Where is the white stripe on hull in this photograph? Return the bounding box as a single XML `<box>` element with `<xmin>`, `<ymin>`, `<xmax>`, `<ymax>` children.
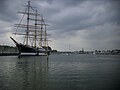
<box><xmin>20</xmin><ymin>52</ymin><xmax>47</xmax><ymax>56</ymax></box>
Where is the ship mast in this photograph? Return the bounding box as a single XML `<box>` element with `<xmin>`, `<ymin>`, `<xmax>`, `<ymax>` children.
<box><xmin>26</xmin><ymin>0</ymin><xmax>30</xmax><ymax>45</ymax></box>
<box><xmin>14</xmin><ymin>1</ymin><xmax>50</xmax><ymax>48</ymax></box>
<box><xmin>44</xmin><ymin>25</ymin><xmax>47</xmax><ymax>47</ymax></box>
<box><xmin>40</xmin><ymin>16</ymin><xmax>43</xmax><ymax>47</ymax></box>
<box><xmin>34</xmin><ymin>9</ymin><xmax>37</xmax><ymax>48</ymax></box>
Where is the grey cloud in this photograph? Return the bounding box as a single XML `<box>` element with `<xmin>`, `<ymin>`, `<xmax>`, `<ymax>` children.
<box><xmin>47</xmin><ymin>0</ymin><xmax>120</xmax><ymax>34</ymax></box>
<box><xmin>0</xmin><ymin>0</ymin><xmax>19</xmax><ymax>22</ymax></box>
<box><xmin>0</xmin><ymin>0</ymin><xmax>120</xmax><ymax>50</ymax></box>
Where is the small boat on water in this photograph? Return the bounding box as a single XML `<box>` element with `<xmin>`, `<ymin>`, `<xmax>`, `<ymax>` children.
<box><xmin>10</xmin><ymin>1</ymin><xmax>51</xmax><ymax>56</ymax></box>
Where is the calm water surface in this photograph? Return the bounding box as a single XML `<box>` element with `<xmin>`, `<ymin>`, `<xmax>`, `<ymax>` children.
<box><xmin>0</xmin><ymin>54</ymin><xmax>120</xmax><ymax>90</ymax></box>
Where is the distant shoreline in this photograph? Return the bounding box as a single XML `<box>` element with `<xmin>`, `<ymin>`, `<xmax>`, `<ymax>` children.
<box><xmin>0</xmin><ymin>45</ymin><xmax>120</xmax><ymax>56</ymax></box>
<box><xmin>0</xmin><ymin>52</ymin><xmax>120</xmax><ymax>56</ymax></box>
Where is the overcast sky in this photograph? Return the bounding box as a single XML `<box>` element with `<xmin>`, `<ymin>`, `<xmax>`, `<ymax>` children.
<box><xmin>0</xmin><ymin>0</ymin><xmax>120</xmax><ymax>51</ymax></box>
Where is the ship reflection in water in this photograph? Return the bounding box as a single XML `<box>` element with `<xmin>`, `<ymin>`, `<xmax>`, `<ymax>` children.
<box><xmin>0</xmin><ymin>56</ymin><xmax>49</xmax><ymax>90</ymax></box>
<box><xmin>17</xmin><ymin>56</ymin><xmax>49</xmax><ymax>90</ymax></box>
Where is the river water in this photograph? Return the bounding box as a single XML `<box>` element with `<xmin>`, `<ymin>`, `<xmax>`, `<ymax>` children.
<box><xmin>0</xmin><ymin>54</ymin><xmax>120</xmax><ymax>90</ymax></box>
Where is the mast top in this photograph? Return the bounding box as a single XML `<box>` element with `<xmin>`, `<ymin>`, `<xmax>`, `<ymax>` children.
<box><xmin>28</xmin><ymin>0</ymin><xmax>30</xmax><ymax>3</ymax></box>
<box><xmin>28</xmin><ymin>0</ymin><xmax>30</xmax><ymax>6</ymax></box>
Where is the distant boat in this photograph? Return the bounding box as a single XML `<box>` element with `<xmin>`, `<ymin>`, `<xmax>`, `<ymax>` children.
<box><xmin>65</xmin><ymin>44</ymin><xmax>71</xmax><ymax>55</ymax></box>
<box><xmin>93</xmin><ymin>52</ymin><xmax>96</xmax><ymax>55</ymax></box>
<box><xmin>65</xmin><ymin>53</ymin><xmax>69</xmax><ymax>55</ymax></box>
<box><xmin>10</xmin><ymin>1</ymin><xmax>51</xmax><ymax>56</ymax></box>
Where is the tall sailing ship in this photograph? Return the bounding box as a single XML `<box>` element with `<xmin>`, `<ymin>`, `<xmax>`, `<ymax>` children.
<box><xmin>10</xmin><ymin>1</ymin><xmax>51</xmax><ymax>56</ymax></box>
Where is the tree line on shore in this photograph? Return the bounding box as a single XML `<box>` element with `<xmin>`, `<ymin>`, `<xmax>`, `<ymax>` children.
<box><xmin>0</xmin><ymin>45</ymin><xmax>18</xmax><ymax>53</ymax></box>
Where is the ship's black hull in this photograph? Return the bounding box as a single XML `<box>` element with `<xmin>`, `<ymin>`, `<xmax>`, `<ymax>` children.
<box><xmin>17</xmin><ymin>44</ymin><xmax>46</xmax><ymax>55</ymax></box>
<box><xmin>10</xmin><ymin>37</ymin><xmax>49</xmax><ymax>56</ymax></box>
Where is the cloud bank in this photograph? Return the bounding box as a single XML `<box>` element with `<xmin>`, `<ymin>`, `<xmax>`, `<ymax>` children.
<box><xmin>0</xmin><ymin>0</ymin><xmax>120</xmax><ymax>51</ymax></box>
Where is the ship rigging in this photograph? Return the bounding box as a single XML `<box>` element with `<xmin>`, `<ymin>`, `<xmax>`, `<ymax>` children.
<box><xmin>10</xmin><ymin>1</ymin><xmax>51</xmax><ymax>56</ymax></box>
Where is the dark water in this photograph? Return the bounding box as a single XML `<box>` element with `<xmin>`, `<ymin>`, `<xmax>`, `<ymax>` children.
<box><xmin>0</xmin><ymin>54</ymin><xmax>120</xmax><ymax>90</ymax></box>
